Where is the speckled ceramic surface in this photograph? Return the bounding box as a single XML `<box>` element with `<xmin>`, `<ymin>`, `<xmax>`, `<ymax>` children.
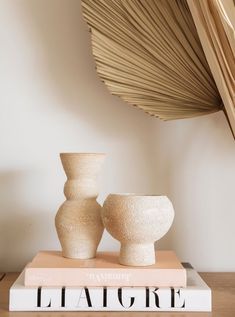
<box><xmin>102</xmin><ymin>194</ymin><xmax>174</xmax><ymax>266</ymax></box>
<box><xmin>55</xmin><ymin>153</ymin><xmax>105</xmax><ymax>259</ymax></box>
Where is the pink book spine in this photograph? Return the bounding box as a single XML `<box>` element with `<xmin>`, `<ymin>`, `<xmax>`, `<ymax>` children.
<box><xmin>24</xmin><ymin>268</ymin><xmax>186</xmax><ymax>287</ymax></box>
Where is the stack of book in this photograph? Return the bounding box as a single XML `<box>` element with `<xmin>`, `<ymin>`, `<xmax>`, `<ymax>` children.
<box><xmin>9</xmin><ymin>250</ymin><xmax>211</xmax><ymax>312</ymax></box>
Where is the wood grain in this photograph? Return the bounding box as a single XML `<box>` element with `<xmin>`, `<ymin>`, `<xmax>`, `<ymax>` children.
<box><xmin>0</xmin><ymin>273</ymin><xmax>5</xmax><ymax>281</ymax></box>
<box><xmin>1</xmin><ymin>272</ymin><xmax>235</xmax><ymax>317</ymax></box>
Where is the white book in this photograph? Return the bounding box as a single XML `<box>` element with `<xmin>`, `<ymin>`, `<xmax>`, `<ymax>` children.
<box><xmin>9</xmin><ymin>267</ymin><xmax>211</xmax><ymax>312</ymax></box>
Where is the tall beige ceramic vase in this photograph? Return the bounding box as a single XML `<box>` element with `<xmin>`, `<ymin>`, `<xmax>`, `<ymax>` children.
<box><xmin>55</xmin><ymin>153</ymin><xmax>105</xmax><ymax>259</ymax></box>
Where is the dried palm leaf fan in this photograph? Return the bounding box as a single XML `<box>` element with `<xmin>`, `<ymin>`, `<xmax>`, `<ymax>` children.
<box><xmin>82</xmin><ymin>0</ymin><xmax>233</xmax><ymax>135</ymax></box>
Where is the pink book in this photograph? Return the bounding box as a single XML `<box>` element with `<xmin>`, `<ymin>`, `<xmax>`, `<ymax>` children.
<box><xmin>24</xmin><ymin>251</ymin><xmax>186</xmax><ymax>287</ymax></box>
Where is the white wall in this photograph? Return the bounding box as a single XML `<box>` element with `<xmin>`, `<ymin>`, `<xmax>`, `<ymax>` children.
<box><xmin>0</xmin><ymin>0</ymin><xmax>234</xmax><ymax>272</ymax></box>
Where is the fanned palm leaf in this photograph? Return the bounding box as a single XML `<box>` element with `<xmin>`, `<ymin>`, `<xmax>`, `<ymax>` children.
<box><xmin>82</xmin><ymin>0</ymin><xmax>222</xmax><ymax>120</ymax></box>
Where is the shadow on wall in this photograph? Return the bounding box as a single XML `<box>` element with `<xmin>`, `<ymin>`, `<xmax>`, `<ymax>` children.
<box><xmin>152</xmin><ymin>112</ymin><xmax>235</xmax><ymax>270</ymax></box>
<box><xmin>18</xmin><ymin>0</ymin><xmax>153</xmax><ymax>138</ymax></box>
<box><xmin>0</xmin><ymin>171</ymin><xmax>58</xmax><ymax>272</ymax></box>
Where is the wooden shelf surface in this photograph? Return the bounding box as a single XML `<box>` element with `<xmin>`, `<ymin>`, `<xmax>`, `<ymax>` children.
<box><xmin>0</xmin><ymin>272</ymin><xmax>235</xmax><ymax>316</ymax></box>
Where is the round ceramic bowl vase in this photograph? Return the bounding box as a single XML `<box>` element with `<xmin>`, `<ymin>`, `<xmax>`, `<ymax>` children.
<box><xmin>102</xmin><ymin>194</ymin><xmax>174</xmax><ymax>266</ymax></box>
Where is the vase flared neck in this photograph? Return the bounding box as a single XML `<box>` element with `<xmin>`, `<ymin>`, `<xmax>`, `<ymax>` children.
<box><xmin>60</xmin><ymin>153</ymin><xmax>105</xmax><ymax>180</ymax></box>
<box><xmin>60</xmin><ymin>153</ymin><xmax>105</xmax><ymax>200</ymax></box>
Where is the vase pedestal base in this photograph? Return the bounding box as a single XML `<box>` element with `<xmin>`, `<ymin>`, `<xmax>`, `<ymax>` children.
<box><xmin>119</xmin><ymin>243</ymin><xmax>155</xmax><ymax>266</ymax></box>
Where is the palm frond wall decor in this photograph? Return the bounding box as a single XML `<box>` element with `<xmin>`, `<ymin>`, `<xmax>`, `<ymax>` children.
<box><xmin>82</xmin><ymin>0</ymin><xmax>234</xmax><ymax>136</ymax></box>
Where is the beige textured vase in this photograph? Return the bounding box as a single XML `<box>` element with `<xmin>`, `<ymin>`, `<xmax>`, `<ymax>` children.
<box><xmin>102</xmin><ymin>194</ymin><xmax>174</xmax><ymax>266</ymax></box>
<box><xmin>55</xmin><ymin>153</ymin><xmax>105</xmax><ymax>259</ymax></box>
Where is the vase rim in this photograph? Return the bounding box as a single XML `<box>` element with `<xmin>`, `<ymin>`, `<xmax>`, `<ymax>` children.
<box><xmin>60</xmin><ymin>152</ymin><xmax>106</xmax><ymax>156</ymax></box>
<box><xmin>108</xmin><ymin>193</ymin><xmax>167</xmax><ymax>198</ymax></box>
